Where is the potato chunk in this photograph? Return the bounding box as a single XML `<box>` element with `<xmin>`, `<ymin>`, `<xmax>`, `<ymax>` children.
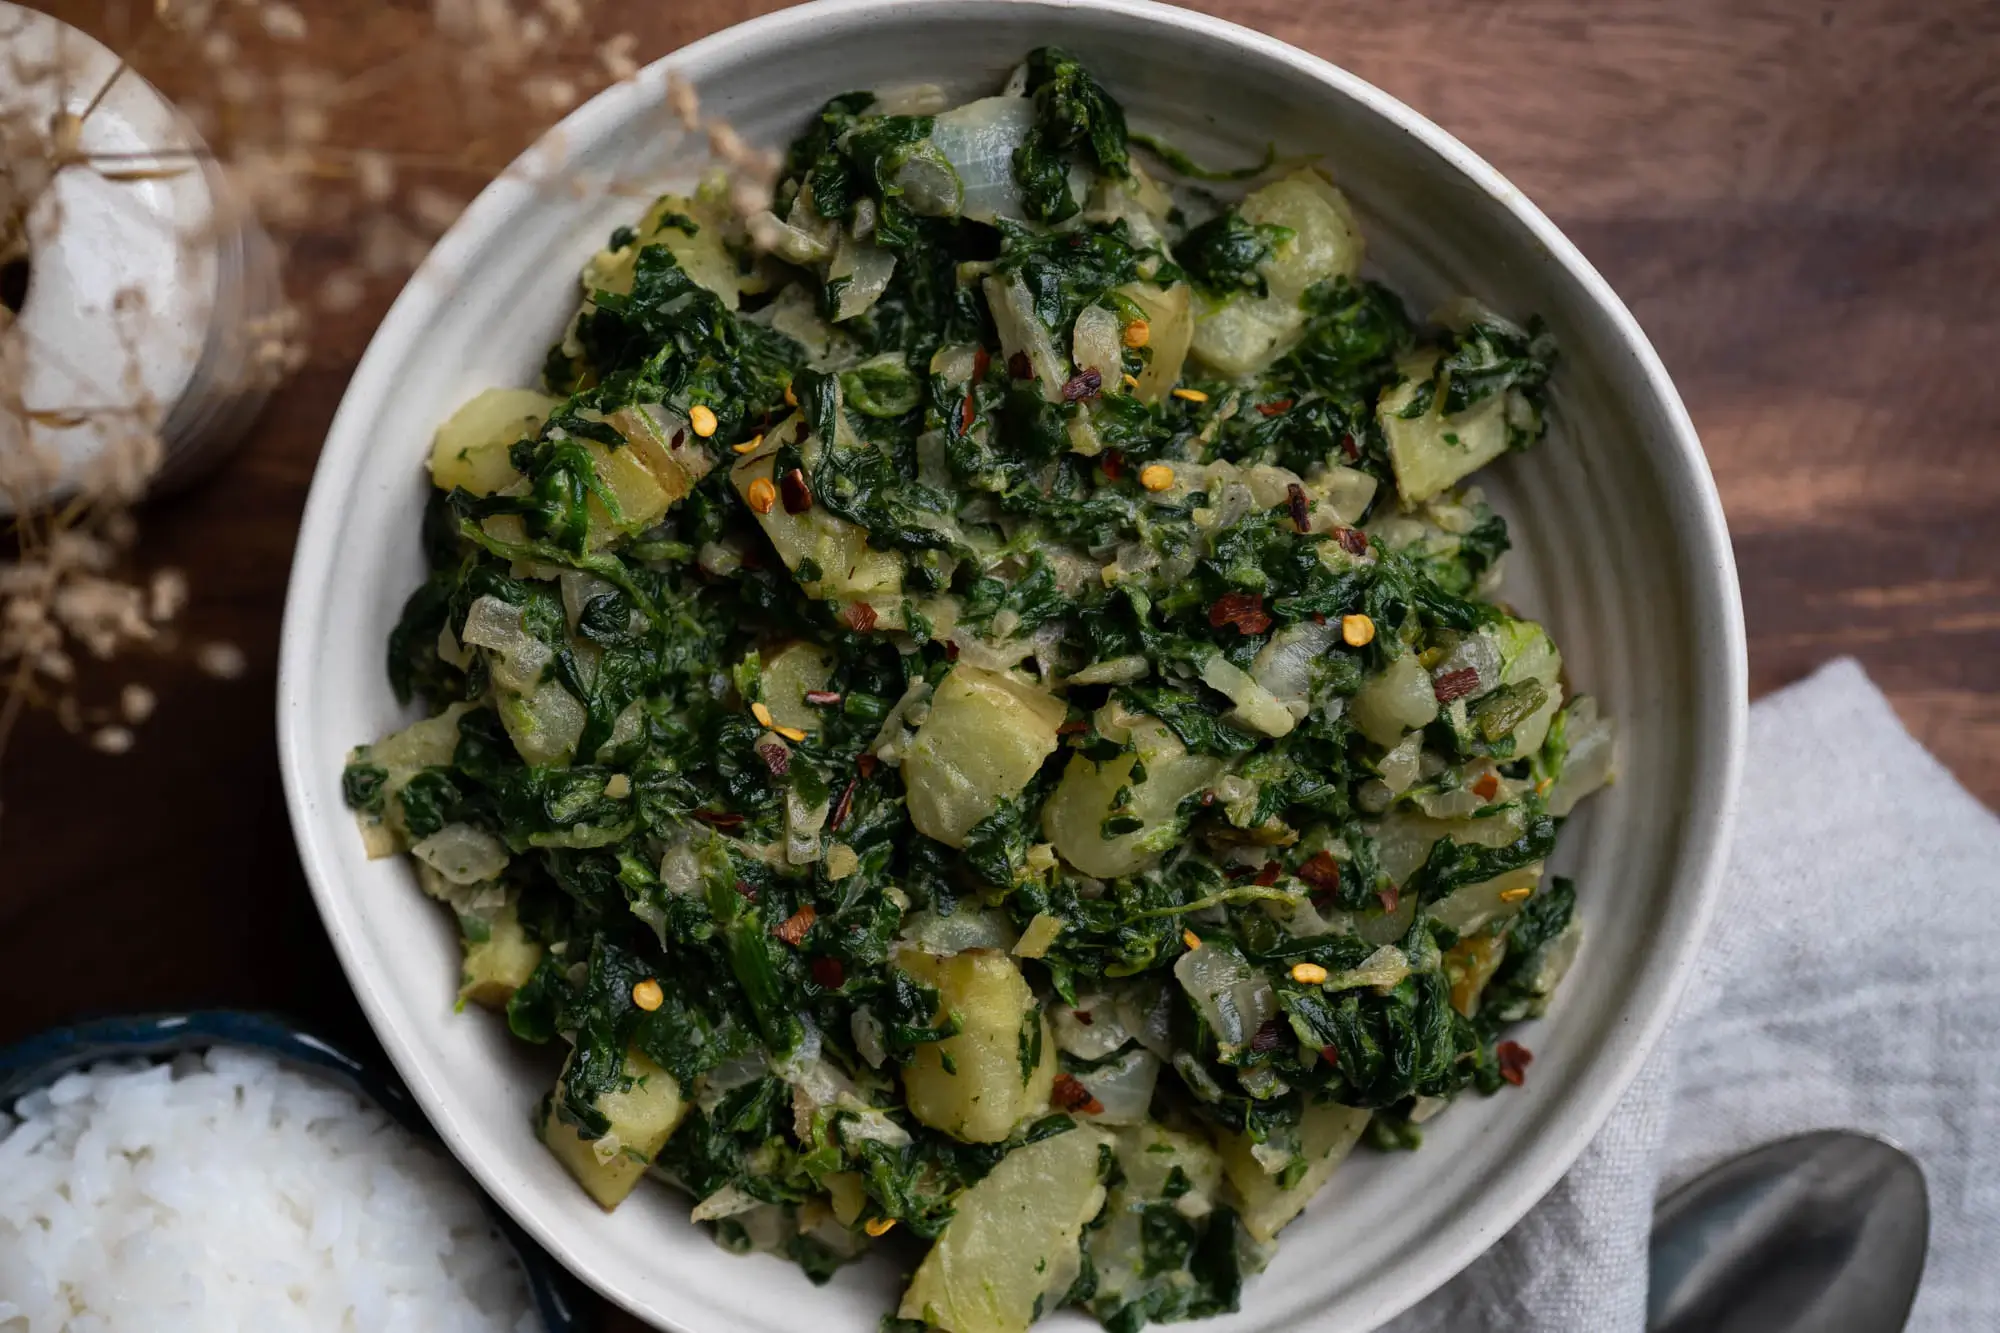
<box><xmin>1378</xmin><ymin>349</ymin><xmax>1519</xmax><ymax>505</ymax></box>
<box><xmin>539</xmin><ymin>1049</ymin><xmax>688</xmax><ymax>1209</ymax></box>
<box><xmin>1214</xmin><ymin>1098</ymin><xmax>1371</xmax><ymax>1243</ymax></box>
<box><xmin>898</xmin><ymin>948</ymin><xmax>1056</xmax><ymax>1144</ymax></box>
<box><xmin>1042</xmin><ymin>718</ymin><xmax>1222</xmax><ymax>879</ymax></box>
<box><xmin>458</xmin><ymin>902</ymin><xmax>542</xmax><ymax>1009</ymax></box>
<box><xmin>902</xmin><ymin>665</ymin><xmax>1066</xmax><ymax>848</ymax></box>
<box><xmin>1191</xmin><ymin>169</ymin><xmax>1364</xmax><ymax>377</ymax></box>
<box><xmin>427</xmin><ymin>388</ymin><xmax>556</xmax><ymax>495</ymax></box>
<box><xmin>729</xmin><ymin>415</ymin><xmax>903</xmax><ymax>601</ymax></box>
<box><xmin>898</xmin><ymin>1125</ymin><xmax>1110</xmax><ymax>1333</ymax></box>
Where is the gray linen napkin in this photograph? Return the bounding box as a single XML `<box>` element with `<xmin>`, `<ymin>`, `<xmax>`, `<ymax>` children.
<box><xmin>1388</xmin><ymin>658</ymin><xmax>2000</xmax><ymax>1332</ymax></box>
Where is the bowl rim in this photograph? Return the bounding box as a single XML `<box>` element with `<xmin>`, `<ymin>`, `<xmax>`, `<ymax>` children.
<box><xmin>277</xmin><ymin>1</ymin><xmax>1747</xmax><ymax>1327</ymax></box>
<box><xmin>0</xmin><ymin>1009</ymin><xmax>587</xmax><ymax>1333</ymax></box>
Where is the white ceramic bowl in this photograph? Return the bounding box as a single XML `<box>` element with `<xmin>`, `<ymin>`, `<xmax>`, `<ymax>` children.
<box><xmin>278</xmin><ymin>2</ymin><xmax>1746</xmax><ymax>1328</ymax></box>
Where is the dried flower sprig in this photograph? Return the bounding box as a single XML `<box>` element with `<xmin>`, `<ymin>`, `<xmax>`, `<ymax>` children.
<box><xmin>2</xmin><ymin>1</ymin><xmax>781</xmax><ymax>776</ymax></box>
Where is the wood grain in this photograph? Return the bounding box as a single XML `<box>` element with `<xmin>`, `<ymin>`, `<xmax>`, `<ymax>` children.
<box><xmin>6</xmin><ymin>2</ymin><xmax>1998</xmax><ymax>1326</ymax></box>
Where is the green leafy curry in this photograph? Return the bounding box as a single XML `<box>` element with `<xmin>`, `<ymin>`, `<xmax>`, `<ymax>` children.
<box><xmin>344</xmin><ymin>50</ymin><xmax>1616</xmax><ymax>1333</ymax></box>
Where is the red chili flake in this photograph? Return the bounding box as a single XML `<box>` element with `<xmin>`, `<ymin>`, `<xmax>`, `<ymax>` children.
<box><xmin>1008</xmin><ymin>351</ymin><xmax>1032</xmax><ymax>379</ymax></box>
<box><xmin>1377</xmin><ymin>885</ymin><xmax>1400</xmax><ymax>915</ymax></box>
<box><xmin>1073</xmin><ymin>1010</ymin><xmax>1095</xmax><ymax>1026</ymax></box>
<box><xmin>671</xmin><ymin>428</ymin><xmax>686</xmax><ymax>448</ymax></box>
<box><xmin>1101</xmin><ymin>450</ymin><xmax>1125</xmax><ymax>481</ymax></box>
<box><xmin>1433</xmin><ymin>667</ymin><xmax>1481</xmax><ymax>703</ymax></box>
<box><xmin>804</xmin><ymin>690</ymin><xmax>843</xmax><ymax>707</ymax></box>
<box><xmin>857</xmin><ymin>753</ymin><xmax>880</xmax><ymax>779</ymax></box>
<box><xmin>1341</xmin><ymin>433</ymin><xmax>1360</xmax><ymax>461</ymax></box>
<box><xmin>842</xmin><ymin>602</ymin><xmax>878</xmax><ymax>632</ymax></box>
<box><xmin>1226</xmin><ymin>862</ymin><xmax>1258</xmax><ymax>880</ymax></box>
<box><xmin>1334</xmin><ymin>526</ymin><xmax>1369</xmax><ymax>557</ymax></box>
<box><xmin>1496</xmin><ymin>1040</ymin><xmax>1534</xmax><ymax>1087</ymax></box>
<box><xmin>829</xmin><ymin>778</ymin><xmax>858</xmax><ymax>833</ymax></box>
<box><xmin>734</xmin><ymin>879</ymin><xmax>759</xmax><ymax>901</ymax></box>
<box><xmin>1253</xmin><ymin>860</ymin><xmax>1282</xmax><ymax>888</ymax></box>
<box><xmin>960</xmin><ymin>390</ymin><xmax>976</xmax><ymax>433</ymax></box>
<box><xmin>1256</xmin><ymin>399</ymin><xmax>1295</xmax><ymax>417</ymax></box>
<box><xmin>943</xmin><ymin>639</ymin><xmax>961</xmax><ymax>663</ymax></box>
<box><xmin>810</xmin><ymin>956</ymin><xmax>845</xmax><ymax>989</ymax></box>
<box><xmin>1051</xmin><ymin>1074</ymin><xmax>1104</xmax><ymax>1115</ymax></box>
<box><xmin>780</xmin><ymin>467</ymin><xmax>813</xmax><ymax>514</ymax></box>
<box><xmin>1311</xmin><ymin>612</ymin><xmax>1328</xmax><ymax>625</ymax></box>
<box><xmin>1208</xmin><ymin>591</ymin><xmax>1274</xmax><ymax>636</ymax></box>
<box><xmin>1297</xmin><ymin>851</ymin><xmax>1341</xmax><ymax>894</ymax></box>
<box><xmin>1056</xmin><ymin>719</ymin><xmax>1089</xmax><ymax>735</ymax></box>
<box><xmin>1061</xmin><ymin>368</ymin><xmax>1104</xmax><ymax>402</ymax></box>
<box><xmin>1319</xmin><ymin>1044</ymin><xmax>1339</xmax><ymax>1066</ymax></box>
<box><xmin>1250</xmin><ymin>1019</ymin><xmax>1285</xmax><ymax>1054</ymax></box>
<box><xmin>694</xmin><ymin>809</ymin><xmax>745</xmax><ymax>829</ymax></box>
<box><xmin>1472</xmin><ymin>772</ymin><xmax>1501</xmax><ymax>801</ymax></box>
<box><xmin>1199</xmin><ymin>791</ymin><xmax>1216</xmax><ymax>806</ymax></box>
<box><xmin>1286</xmin><ymin>482</ymin><xmax>1311</xmax><ymax>534</ymax></box>
<box><xmin>756</xmin><ymin>741</ymin><xmax>791</xmax><ymax>778</ymax></box>
<box><xmin>774</xmin><ymin>903</ymin><xmax>817</xmax><ymax>947</ymax></box>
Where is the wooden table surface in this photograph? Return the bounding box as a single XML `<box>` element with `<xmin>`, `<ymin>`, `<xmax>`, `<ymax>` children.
<box><xmin>8</xmin><ymin>0</ymin><xmax>1998</xmax><ymax>1325</ymax></box>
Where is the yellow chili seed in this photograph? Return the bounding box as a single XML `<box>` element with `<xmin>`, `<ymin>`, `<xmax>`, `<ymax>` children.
<box><xmin>732</xmin><ymin>433</ymin><xmax>764</xmax><ymax>455</ymax></box>
<box><xmin>1499</xmin><ymin>886</ymin><xmax>1535</xmax><ymax>903</ymax></box>
<box><xmin>747</xmin><ymin>476</ymin><xmax>777</xmax><ymax>514</ymax></box>
<box><xmin>1290</xmin><ymin>962</ymin><xmax>1329</xmax><ymax>985</ymax></box>
<box><xmin>1171</xmin><ymin>387</ymin><xmax>1209</xmax><ymax>403</ymax></box>
<box><xmin>750</xmin><ymin>701</ymin><xmax>776</xmax><ymax>728</ymax></box>
<box><xmin>775</xmin><ymin>724</ymin><xmax>808</xmax><ymax>743</ymax></box>
<box><xmin>864</xmin><ymin>1217</ymin><xmax>897</xmax><ymax>1237</ymax></box>
<box><xmin>1341</xmin><ymin>613</ymin><xmax>1376</xmax><ymax>648</ymax></box>
<box><xmin>602</xmin><ymin>773</ymin><xmax>632</xmax><ymax>800</ymax></box>
<box><xmin>1139</xmin><ymin>463</ymin><xmax>1175</xmax><ymax>492</ymax></box>
<box><xmin>1536</xmin><ymin>777</ymin><xmax>1555</xmax><ymax>796</ymax></box>
<box><xmin>784</xmin><ymin>381</ymin><xmax>798</xmax><ymax>407</ymax></box>
<box><xmin>1183</xmin><ymin>929</ymin><xmax>1203</xmax><ymax>951</ymax></box>
<box><xmin>689</xmin><ymin>404</ymin><xmax>719</xmax><ymax>438</ymax></box>
<box><xmin>631</xmin><ymin>978</ymin><xmax>664</xmax><ymax>1011</ymax></box>
<box><xmin>1123</xmin><ymin>318</ymin><xmax>1151</xmax><ymax>348</ymax></box>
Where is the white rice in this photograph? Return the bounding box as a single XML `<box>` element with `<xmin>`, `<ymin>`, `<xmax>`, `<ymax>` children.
<box><xmin>0</xmin><ymin>1048</ymin><xmax>539</xmax><ymax>1333</ymax></box>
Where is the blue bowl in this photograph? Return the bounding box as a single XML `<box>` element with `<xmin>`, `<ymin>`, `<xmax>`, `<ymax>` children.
<box><xmin>0</xmin><ymin>1010</ymin><xmax>587</xmax><ymax>1332</ymax></box>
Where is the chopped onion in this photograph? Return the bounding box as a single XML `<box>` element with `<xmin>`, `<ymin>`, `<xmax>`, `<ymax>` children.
<box><xmin>1379</xmin><ymin>732</ymin><xmax>1424</xmax><ymax>794</ymax></box>
<box><xmin>560</xmin><ymin>571</ymin><xmax>616</xmax><ymax>633</ymax></box>
<box><xmin>898</xmin><ymin>908</ymin><xmax>1020</xmax><ymax>956</ymax></box>
<box><xmin>460</xmin><ymin>595</ymin><xmax>552</xmax><ymax>694</ymax></box>
<box><xmin>1350</xmin><ymin>653</ymin><xmax>1438</xmax><ymax>747</ymax></box>
<box><xmin>1547</xmin><ymin>697</ymin><xmax>1617</xmax><ymax>816</ymax></box>
<box><xmin>695</xmin><ymin>1050</ymin><xmax>768</xmax><ymax>1112</ymax></box>
<box><xmin>828</xmin><ymin>229</ymin><xmax>897</xmax><ymax>322</ymax></box>
<box><xmin>867</xmin><ymin>677</ymin><xmax>933</xmax><ymax>765</ymax></box>
<box><xmin>1072</xmin><ymin>1046</ymin><xmax>1161</xmax><ymax>1125</ymax></box>
<box><xmin>1307</xmin><ymin>466</ymin><xmax>1379</xmax><ymax>529</ymax></box>
<box><xmin>835</xmin><ymin>1105</ymin><xmax>913</xmax><ymax>1149</ymax></box>
<box><xmin>850</xmin><ymin>1006</ymin><xmax>889</xmax><ymax>1069</ymax></box>
<box><xmin>698</xmin><ymin>540</ymin><xmax>744</xmax><ymax>577</ymax></box>
<box><xmin>1173</xmin><ymin>939</ymin><xmax>1275</xmax><ymax>1050</ymax></box>
<box><xmin>893</xmin><ymin>144</ymin><xmax>964</xmax><ymax>218</ymax></box>
<box><xmin>929</xmin><ymin>96</ymin><xmax>1034</xmax><ymax>224</ymax></box>
<box><xmin>1066</xmin><ymin>655</ymin><xmax>1151</xmax><ymax>687</ymax></box>
<box><xmin>1250</xmin><ymin>618</ymin><xmax>1339</xmax><ymax>713</ymax></box>
<box><xmin>691</xmin><ymin>1184</ymin><xmax>763</xmax><ymax>1223</ymax></box>
<box><xmin>1054</xmin><ymin>995</ymin><xmax>1133</xmax><ymax>1060</ymax></box>
<box><xmin>785</xmin><ymin>781</ymin><xmax>829</xmax><ymax>865</ymax></box>
<box><xmin>410</xmin><ymin>824</ymin><xmax>509</xmax><ymax>885</ymax></box>
<box><xmin>1326</xmin><ymin>944</ymin><xmax>1411</xmax><ymax>992</ymax></box>
<box><xmin>983</xmin><ymin>270</ymin><xmax>1068</xmax><ymax>401</ymax></box>
<box><xmin>1201</xmin><ymin>653</ymin><xmax>1295</xmax><ymax>739</ymax></box>
<box><xmin>1429</xmin><ymin>863</ymin><xmax>1542</xmax><ymax>935</ymax></box>
<box><xmin>1072</xmin><ymin>304</ymin><xmax>1124</xmax><ymax>388</ymax></box>
<box><xmin>1241</xmin><ymin>463</ymin><xmax>1305</xmax><ymax>510</ymax></box>
<box><xmin>501</xmin><ymin>679</ymin><xmax>587</xmax><ymax>766</ymax></box>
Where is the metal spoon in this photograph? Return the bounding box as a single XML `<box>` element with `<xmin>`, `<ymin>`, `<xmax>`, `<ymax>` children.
<box><xmin>1648</xmin><ymin>1129</ymin><xmax>1929</xmax><ymax>1333</ymax></box>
